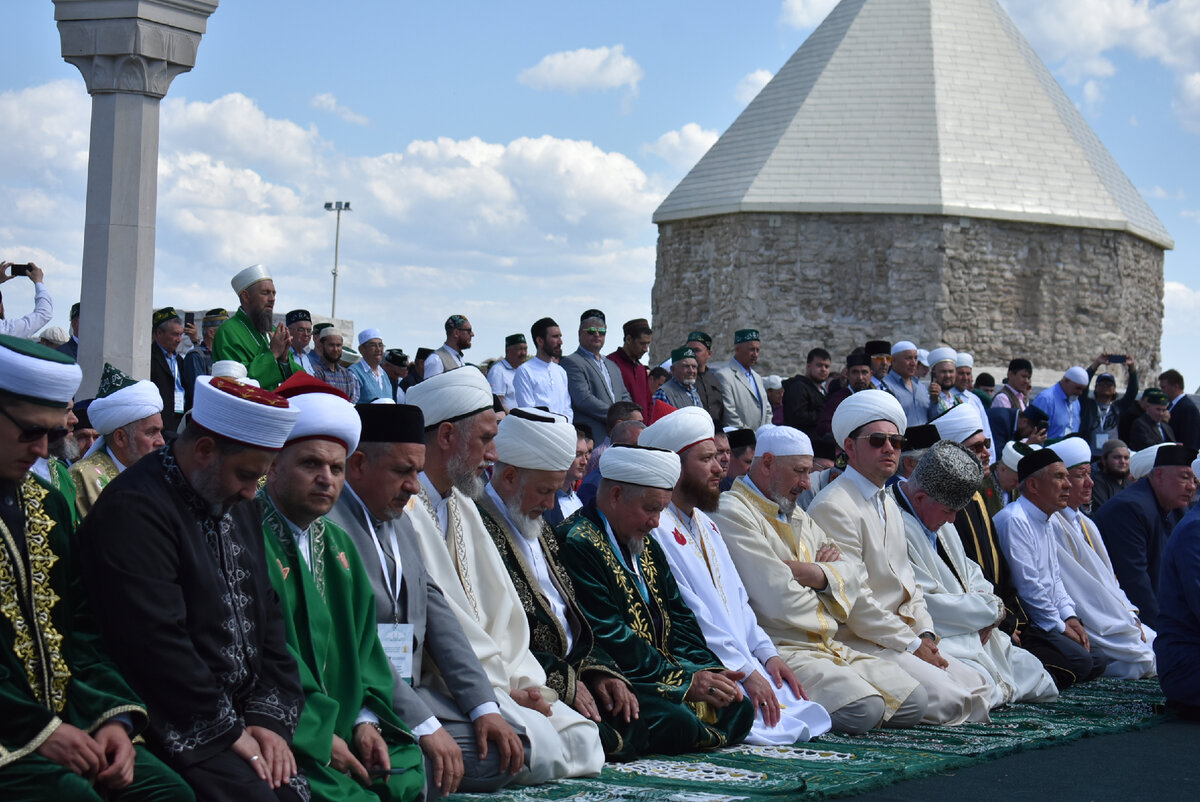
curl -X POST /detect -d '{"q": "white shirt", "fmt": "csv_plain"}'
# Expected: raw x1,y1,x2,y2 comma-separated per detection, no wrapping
424,344,464,378
995,496,1076,633
512,356,573,422
487,359,519,409
0,282,53,340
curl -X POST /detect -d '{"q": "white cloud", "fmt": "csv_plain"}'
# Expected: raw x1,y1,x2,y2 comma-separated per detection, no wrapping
1182,209,1200,222
310,92,370,126
518,45,643,94
642,123,719,172
780,0,838,30
1144,186,1186,201
735,69,774,105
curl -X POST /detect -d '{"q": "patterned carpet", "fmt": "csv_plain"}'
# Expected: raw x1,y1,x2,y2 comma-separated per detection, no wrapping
450,679,1166,801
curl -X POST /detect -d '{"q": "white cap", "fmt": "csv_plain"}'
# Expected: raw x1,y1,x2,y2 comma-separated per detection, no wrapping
755,425,813,457
764,374,783,390
495,408,578,471
956,352,974,368
928,347,957,367
599,445,680,490
931,402,983,444
891,340,917,355
192,377,300,451
1049,436,1091,469
211,360,249,381
358,328,383,346
639,407,715,454
231,264,271,294
917,349,930,367
1064,366,1089,385
88,381,163,435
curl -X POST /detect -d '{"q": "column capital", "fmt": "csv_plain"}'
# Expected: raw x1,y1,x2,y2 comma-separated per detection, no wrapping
54,0,218,98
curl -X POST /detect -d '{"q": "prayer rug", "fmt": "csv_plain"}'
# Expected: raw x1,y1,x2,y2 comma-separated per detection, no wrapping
449,679,1165,800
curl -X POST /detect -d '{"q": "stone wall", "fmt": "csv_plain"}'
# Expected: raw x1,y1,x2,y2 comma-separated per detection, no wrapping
651,212,1164,378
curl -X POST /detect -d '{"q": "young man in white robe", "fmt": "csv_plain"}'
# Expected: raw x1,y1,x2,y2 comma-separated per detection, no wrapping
809,392,993,725
400,369,604,783
642,410,832,744
1047,437,1157,679
893,440,1058,707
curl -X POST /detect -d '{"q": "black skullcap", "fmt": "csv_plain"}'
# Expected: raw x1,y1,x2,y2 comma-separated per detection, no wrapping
384,349,408,368
73,398,93,430
812,438,837,462
903,424,940,454
356,403,425,444
152,307,178,328
1018,448,1063,482
1155,444,1198,468
686,331,713,350
580,309,605,323
865,340,891,356
1144,388,1168,405
726,428,756,450
846,352,871,368
286,309,311,325
1020,404,1049,424
505,333,527,347
415,347,435,361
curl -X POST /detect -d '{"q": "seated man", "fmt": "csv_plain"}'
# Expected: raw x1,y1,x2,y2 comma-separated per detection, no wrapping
1047,437,1156,679
643,409,832,744
561,445,756,752
994,449,1108,689
401,369,603,783
0,336,192,802
479,408,641,759
894,440,1058,708
1155,463,1200,715
260,374,424,800
809,393,992,725
69,363,165,518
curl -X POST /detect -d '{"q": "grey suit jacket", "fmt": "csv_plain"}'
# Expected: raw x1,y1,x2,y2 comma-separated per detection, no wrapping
716,361,771,429
560,346,630,441
328,488,495,727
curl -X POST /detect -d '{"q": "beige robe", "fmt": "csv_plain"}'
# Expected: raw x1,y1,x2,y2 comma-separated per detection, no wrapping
68,449,119,519
711,477,919,720
399,484,602,783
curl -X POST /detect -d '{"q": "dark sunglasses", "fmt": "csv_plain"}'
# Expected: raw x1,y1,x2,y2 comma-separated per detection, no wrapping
0,405,69,444
855,432,906,450
584,327,607,335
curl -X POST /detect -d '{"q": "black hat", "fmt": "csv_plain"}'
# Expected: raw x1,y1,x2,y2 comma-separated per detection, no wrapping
1143,388,1168,405
384,349,409,368
726,428,756,450
865,340,891,356
286,309,311,325
73,398,93,430
356,403,425,444
415,347,435,362
1018,448,1063,482
686,331,713,350
152,307,178,328
847,352,872,368
902,424,940,454
505,333,527,347
580,309,605,323
1020,405,1049,424
812,439,837,462
1155,444,1198,468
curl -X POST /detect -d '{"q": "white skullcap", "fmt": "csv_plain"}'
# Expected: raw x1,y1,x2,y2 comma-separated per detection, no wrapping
956,352,974,368
339,349,361,367
891,340,917,355
832,390,908,446
231,264,271,294
599,445,680,490
722,425,739,434
211,360,249,381
755,424,813,457
764,374,783,391
407,366,494,429
88,381,164,435
1064,366,1089,385
276,373,361,454
931,402,983,444
1193,456,1200,480
639,407,714,453
0,335,82,407
1001,441,1040,472
39,326,70,346
319,327,344,341
928,346,957,367
495,408,577,471
1130,443,1171,481
192,377,299,451
358,328,383,346
917,349,930,367
370,397,396,405
1049,436,1091,469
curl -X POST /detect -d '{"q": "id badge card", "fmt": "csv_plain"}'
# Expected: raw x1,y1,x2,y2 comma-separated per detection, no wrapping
174,389,185,414
378,623,414,683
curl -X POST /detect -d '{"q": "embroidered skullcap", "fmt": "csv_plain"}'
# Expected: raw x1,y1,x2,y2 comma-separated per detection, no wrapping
211,360,249,381
1064,366,1089,385
1049,436,1092,469
505,333,526,347
275,373,360,454
152,307,179,329
356,403,425,444
1143,388,1168,405
734,329,759,344
832,389,907,446
0,334,81,408
231,264,271,294
358,328,383,347
917,349,930,367
891,340,917,355
931,403,983,444
191,376,298,451
407,366,494,429
686,331,712,350
204,308,230,326
902,424,940,455
755,424,813,458
956,352,974,368
384,349,409,368
88,363,163,435
495,407,577,471
1001,441,1039,472
912,440,985,511
285,309,311,326
639,406,714,454
1018,448,1063,482
599,444,680,490
928,347,957,368
670,346,697,364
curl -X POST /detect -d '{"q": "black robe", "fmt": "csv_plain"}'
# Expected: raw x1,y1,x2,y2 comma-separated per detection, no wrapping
953,491,1027,635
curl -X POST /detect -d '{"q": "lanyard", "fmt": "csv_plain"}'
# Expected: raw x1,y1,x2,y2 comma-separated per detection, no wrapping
365,512,404,623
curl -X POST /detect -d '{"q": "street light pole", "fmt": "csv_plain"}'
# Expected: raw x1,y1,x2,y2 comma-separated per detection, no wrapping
324,201,351,317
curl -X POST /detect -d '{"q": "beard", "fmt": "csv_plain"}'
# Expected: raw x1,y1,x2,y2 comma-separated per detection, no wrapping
250,308,274,333
50,434,81,464
767,487,797,519
503,493,545,541
447,445,487,500
189,460,232,517
680,469,720,513
627,536,646,557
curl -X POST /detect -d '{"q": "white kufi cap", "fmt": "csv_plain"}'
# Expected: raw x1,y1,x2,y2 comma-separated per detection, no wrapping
931,402,983,444
231,264,271,294
1064,366,1089,385
275,373,361,454
755,424,813,457
928,346,957,367
1049,436,1092,469
358,328,383,346
891,340,917,355
956,352,974,368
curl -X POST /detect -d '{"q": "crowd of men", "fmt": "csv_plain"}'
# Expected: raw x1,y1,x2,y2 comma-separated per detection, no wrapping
3,258,1200,802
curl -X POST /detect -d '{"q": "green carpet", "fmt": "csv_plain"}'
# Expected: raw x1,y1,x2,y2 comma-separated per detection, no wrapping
450,679,1166,801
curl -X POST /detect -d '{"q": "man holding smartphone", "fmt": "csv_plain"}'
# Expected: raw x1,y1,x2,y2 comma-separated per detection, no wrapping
0,261,53,340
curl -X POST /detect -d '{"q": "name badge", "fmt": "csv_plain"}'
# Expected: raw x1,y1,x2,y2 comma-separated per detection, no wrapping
378,623,414,683
174,389,185,414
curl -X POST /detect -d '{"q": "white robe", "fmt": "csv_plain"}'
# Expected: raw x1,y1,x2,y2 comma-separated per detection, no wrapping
896,487,1058,706
651,503,832,745
1051,508,1157,679
399,481,603,782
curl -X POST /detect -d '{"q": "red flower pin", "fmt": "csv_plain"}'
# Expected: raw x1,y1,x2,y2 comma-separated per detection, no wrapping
673,528,687,545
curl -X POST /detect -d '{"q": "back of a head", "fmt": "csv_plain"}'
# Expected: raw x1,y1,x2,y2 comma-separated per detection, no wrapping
606,400,643,431
609,419,645,446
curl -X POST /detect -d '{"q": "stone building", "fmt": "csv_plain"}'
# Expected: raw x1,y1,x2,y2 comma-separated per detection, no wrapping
651,0,1172,378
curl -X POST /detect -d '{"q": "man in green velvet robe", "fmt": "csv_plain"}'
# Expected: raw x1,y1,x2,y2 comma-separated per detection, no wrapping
263,373,423,800
212,265,303,391
0,334,192,801
560,444,755,755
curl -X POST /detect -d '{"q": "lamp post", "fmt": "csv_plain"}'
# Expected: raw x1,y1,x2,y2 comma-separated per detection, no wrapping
324,200,351,317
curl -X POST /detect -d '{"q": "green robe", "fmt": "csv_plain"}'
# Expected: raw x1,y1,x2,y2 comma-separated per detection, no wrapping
259,493,423,801
44,457,78,528
559,503,754,755
212,308,303,391
0,474,191,800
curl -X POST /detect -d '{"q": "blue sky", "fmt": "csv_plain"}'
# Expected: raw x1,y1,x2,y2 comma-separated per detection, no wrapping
1,0,1197,386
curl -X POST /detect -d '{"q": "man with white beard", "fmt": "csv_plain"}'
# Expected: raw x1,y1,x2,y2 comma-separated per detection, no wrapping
400,369,604,783
653,347,705,410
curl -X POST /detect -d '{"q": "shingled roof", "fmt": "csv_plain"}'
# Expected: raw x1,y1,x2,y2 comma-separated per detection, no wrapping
652,0,1172,250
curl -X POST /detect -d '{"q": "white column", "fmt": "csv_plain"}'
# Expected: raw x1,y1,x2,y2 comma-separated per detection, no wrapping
54,0,217,394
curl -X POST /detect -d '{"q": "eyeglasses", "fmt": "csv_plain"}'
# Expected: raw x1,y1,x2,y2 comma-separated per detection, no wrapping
456,327,473,335
584,327,607,335
0,405,69,444
855,432,906,450
870,355,892,363
968,438,993,454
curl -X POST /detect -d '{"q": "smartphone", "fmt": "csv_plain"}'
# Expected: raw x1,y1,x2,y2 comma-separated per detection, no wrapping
185,311,195,326
1108,355,1127,364
9,264,30,276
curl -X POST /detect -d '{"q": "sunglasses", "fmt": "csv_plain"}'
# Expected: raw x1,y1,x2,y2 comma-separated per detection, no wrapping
0,405,69,444
968,438,993,453
855,432,906,450
584,327,607,335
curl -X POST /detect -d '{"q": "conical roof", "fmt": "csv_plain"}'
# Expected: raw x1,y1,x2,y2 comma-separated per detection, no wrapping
652,0,1172,249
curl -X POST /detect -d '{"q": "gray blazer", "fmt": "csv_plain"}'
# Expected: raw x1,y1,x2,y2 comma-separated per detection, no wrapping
716,361,771,429
328,488,496,727
656,377,702,411
560,346,630,441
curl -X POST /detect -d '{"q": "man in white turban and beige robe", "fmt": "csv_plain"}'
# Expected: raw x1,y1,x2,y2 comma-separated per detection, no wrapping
809,392,993,725
711,424,928,734
399,369,604,783
642,410,832,744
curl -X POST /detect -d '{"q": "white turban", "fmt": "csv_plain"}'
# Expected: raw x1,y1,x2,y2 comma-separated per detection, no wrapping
917,349,930,367
599,445,680,490
407,367,493,428
231,264,271,294
211,360,249,381
192,377,299,451
1049,436,1091,469
495,408,577,471
891,340,917,355
0,336,81,407
358,328,383,346
931,402,983,444
928,346,957,367
278,374,362,454
831,390,908,446
755,424,813,457
639,407,714,454
1130,443,1171,481
1064,366,1089,385
88,380,163,435
956,352,974,368
1001,441,1040,472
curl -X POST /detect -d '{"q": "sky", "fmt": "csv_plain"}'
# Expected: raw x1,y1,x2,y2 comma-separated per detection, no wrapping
1,0,1197,386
